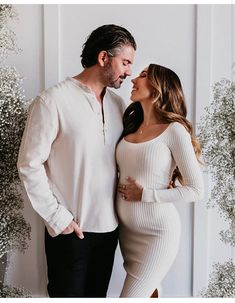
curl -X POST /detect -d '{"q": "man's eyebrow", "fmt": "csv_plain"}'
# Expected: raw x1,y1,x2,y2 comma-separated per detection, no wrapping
123,59,133,64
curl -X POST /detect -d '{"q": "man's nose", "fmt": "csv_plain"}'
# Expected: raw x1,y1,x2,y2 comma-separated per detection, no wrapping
125,66,132,77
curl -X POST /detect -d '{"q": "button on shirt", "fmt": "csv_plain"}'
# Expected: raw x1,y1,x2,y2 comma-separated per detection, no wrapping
17,77,126,236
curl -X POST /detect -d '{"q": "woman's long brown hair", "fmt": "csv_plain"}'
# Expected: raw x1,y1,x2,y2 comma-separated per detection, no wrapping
121,63,202,185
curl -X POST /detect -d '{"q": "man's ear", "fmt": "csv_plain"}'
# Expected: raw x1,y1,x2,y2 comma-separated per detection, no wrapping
97,50,109,67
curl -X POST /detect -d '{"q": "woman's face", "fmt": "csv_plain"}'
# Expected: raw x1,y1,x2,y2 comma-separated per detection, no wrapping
130,67,153,102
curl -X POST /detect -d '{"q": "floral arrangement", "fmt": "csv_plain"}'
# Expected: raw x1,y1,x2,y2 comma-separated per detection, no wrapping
201,260,235,297
0,4,31,297
198,78,235,297
198,79,235,246
0,281,31,298
0,66,31,258
0,5,19,59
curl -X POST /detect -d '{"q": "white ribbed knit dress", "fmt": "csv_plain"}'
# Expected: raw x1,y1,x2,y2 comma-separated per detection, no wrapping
116,122,204,297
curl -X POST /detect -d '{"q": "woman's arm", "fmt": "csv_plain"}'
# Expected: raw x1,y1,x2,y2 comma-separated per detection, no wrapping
119,123,204,204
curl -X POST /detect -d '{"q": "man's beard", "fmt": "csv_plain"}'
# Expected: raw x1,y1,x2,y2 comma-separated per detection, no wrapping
111,79,122,89
104,64,124,89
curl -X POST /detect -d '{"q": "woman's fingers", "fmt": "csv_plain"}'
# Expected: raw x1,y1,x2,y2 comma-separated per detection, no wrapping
118,184,127,194
126,176,136,183
118,178,143,201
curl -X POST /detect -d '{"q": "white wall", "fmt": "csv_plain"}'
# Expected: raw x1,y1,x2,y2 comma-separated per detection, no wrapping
4,4,235,298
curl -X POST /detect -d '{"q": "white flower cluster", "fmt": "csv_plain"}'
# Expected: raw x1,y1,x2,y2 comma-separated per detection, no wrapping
0,4,19,62
0,66,31,259
201,260,235,297
0,4,31,297
0,66,31,250
198,79,235,246
0,281,31,298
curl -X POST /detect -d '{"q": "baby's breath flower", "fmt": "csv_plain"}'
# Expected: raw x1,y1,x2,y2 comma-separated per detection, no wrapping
201,260,235,297
0,4,19,63
198,79,235,298
198,79,235,246
0,4,31,297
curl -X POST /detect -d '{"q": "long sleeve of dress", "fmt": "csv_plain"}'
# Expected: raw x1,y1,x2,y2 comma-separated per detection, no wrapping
141,123,204,204
17,97,73,236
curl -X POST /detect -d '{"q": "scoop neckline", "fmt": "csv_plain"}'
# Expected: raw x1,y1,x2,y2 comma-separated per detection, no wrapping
123,122,174,145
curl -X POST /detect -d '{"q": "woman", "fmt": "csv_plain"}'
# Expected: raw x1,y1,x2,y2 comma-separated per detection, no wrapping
116,64,204,297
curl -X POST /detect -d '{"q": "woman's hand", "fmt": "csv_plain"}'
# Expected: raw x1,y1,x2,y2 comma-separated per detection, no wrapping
118,176,143,202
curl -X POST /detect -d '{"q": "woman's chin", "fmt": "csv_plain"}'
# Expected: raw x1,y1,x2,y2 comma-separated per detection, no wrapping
130,96,137,102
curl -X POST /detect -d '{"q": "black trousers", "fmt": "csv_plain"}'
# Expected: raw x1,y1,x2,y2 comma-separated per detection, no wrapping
45,227,118,297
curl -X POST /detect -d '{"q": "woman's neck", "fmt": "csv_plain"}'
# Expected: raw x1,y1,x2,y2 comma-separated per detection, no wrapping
140,101,160,126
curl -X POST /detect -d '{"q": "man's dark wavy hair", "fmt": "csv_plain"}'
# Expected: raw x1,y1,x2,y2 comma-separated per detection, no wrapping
80,24,136,68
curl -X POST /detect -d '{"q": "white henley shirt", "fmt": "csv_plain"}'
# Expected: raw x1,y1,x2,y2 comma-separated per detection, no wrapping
17,77,126,237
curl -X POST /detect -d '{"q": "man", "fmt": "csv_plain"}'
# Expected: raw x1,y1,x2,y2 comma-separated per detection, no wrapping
17,24,136,297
